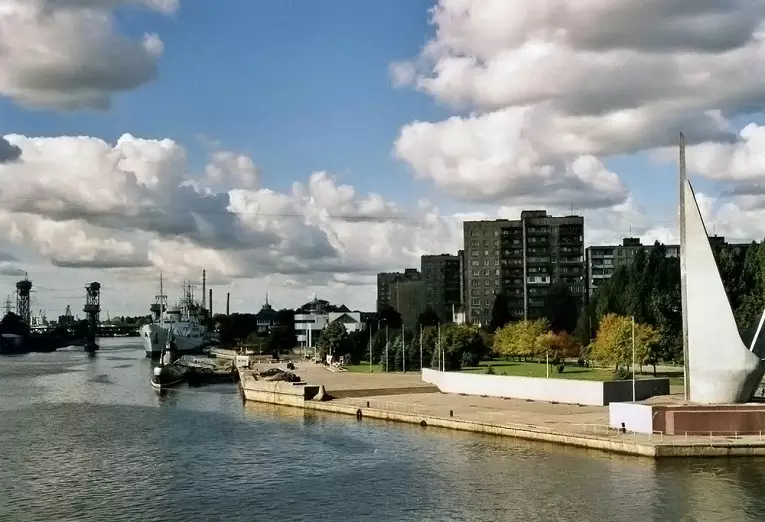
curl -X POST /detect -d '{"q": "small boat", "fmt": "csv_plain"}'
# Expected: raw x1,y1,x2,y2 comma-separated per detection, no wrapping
151,330,188,390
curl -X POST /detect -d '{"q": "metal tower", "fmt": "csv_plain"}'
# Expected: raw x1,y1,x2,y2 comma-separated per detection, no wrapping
83,282,101,352
15,276,32,326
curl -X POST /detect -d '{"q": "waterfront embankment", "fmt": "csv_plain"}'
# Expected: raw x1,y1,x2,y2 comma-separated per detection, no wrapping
239,363,765,458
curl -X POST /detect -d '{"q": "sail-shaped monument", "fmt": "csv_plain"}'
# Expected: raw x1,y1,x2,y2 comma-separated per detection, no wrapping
679,133,765,404
610,134,765,435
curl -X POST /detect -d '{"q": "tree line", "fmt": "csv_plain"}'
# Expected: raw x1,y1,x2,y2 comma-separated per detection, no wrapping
486,240,765,373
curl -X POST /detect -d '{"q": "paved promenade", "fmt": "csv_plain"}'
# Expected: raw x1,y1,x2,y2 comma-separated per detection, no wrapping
241,362,765,457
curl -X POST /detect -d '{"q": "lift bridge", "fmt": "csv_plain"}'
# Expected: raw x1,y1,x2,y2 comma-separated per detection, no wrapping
83,282,100,353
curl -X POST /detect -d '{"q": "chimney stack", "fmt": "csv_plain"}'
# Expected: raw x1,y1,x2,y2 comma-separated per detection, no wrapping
226,292,230,316
209,289,213,316
202,269,206,310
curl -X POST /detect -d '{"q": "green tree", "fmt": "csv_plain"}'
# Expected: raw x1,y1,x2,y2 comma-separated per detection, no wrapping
430,324,487,371
489,293,512,332
590,314,660,371
416,307,441,329
377,305,403,329
317,321,348,361
543,281,579,333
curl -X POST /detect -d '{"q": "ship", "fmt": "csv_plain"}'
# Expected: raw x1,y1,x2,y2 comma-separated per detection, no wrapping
140,274,210,358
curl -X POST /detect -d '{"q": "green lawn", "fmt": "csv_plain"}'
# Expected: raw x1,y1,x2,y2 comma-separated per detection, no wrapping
344,363,385,373
340,360,684,386
462,360,685,385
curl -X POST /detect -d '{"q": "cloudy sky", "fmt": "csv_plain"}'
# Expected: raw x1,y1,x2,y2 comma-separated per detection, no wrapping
2,0,765,318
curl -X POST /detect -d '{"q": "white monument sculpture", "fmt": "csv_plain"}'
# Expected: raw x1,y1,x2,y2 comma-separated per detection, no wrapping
680,133,765,403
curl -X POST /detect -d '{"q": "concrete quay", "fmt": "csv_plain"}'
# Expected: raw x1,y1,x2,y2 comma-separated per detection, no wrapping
238,364,765,458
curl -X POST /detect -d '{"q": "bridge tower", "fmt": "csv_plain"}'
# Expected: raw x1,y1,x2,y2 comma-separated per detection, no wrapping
83,282,101,352
15,276,32,326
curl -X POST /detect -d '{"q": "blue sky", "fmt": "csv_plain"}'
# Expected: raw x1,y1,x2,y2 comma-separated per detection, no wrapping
2,0,765,315
0,0,452,206
0,0,705,220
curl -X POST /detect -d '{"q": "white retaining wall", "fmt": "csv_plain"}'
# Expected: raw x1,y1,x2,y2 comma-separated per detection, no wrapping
608,402,655,433
421,368,669,406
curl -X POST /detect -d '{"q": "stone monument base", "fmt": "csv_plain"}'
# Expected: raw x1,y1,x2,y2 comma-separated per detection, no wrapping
609,396,765,435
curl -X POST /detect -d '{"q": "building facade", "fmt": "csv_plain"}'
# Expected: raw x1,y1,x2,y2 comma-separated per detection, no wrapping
293,297,366,350
463,210,585,326
585,236,748,298
390,279,425,332
376,268,420,312
421,254,462,323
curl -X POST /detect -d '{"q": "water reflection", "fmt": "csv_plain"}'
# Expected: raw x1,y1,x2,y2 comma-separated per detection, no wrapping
3,341,765,521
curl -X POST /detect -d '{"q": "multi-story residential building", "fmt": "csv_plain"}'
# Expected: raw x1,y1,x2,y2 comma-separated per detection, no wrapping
585,236,749,298
463,210,585,326
389,279,425,333
421,254,462,323
376,268,420,312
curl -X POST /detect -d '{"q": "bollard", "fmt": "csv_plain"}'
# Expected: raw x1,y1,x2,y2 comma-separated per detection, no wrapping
366,401,370,408
620,422,626,434
449,410,453,417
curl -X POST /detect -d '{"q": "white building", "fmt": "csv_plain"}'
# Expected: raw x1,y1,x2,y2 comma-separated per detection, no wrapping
294,297,366,350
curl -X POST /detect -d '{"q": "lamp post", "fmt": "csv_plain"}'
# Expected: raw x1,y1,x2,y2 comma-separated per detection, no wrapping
632,315,636,402
368,323,372,373
402,323,406,373
437,321,443,371
419,324,423,371
386,324,389,372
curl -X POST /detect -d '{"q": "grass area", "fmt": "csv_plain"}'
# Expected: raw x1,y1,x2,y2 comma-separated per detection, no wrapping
343,363,385,373
340,360,685,386
462,359,685,385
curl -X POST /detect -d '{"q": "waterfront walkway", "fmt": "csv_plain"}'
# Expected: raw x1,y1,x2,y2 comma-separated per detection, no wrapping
243,362,765,458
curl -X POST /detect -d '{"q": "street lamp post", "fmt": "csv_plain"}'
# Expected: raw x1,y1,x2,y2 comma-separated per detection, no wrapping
386,324,389,372
632,315,636,402
419,324,423,371
368,323,372,373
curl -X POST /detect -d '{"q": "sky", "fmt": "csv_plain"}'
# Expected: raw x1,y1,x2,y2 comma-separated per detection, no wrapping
3,0,765,318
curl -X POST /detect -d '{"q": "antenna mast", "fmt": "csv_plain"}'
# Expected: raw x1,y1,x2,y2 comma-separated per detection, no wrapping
679,132,690,402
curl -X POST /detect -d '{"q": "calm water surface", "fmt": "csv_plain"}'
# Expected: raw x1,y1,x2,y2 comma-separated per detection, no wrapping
1,339,764,521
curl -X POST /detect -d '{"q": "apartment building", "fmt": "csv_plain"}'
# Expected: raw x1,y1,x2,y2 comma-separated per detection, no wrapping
421,254,462,323
389,279,425,332
585,236,749,297
376,268,420,312
463,211,585,326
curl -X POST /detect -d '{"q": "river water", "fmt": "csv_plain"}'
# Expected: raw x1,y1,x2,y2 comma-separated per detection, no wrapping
1,339,764,521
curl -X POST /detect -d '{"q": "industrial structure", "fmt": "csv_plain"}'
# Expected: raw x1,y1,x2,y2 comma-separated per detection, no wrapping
15,276,32,327
83,282,101,352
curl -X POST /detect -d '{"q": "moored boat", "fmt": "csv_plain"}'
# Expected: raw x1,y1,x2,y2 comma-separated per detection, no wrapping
151,331,188,390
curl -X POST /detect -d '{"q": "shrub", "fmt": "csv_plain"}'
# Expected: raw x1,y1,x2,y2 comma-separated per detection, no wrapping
485,364,495,375
612,367,631,381
461,351,480,368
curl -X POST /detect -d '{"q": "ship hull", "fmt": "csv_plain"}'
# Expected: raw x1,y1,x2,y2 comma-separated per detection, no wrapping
150,364,188,390
140,323,207,358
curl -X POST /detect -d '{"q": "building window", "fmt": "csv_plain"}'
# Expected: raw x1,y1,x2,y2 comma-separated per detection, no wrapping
472,269,480,276
471,260,479,266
